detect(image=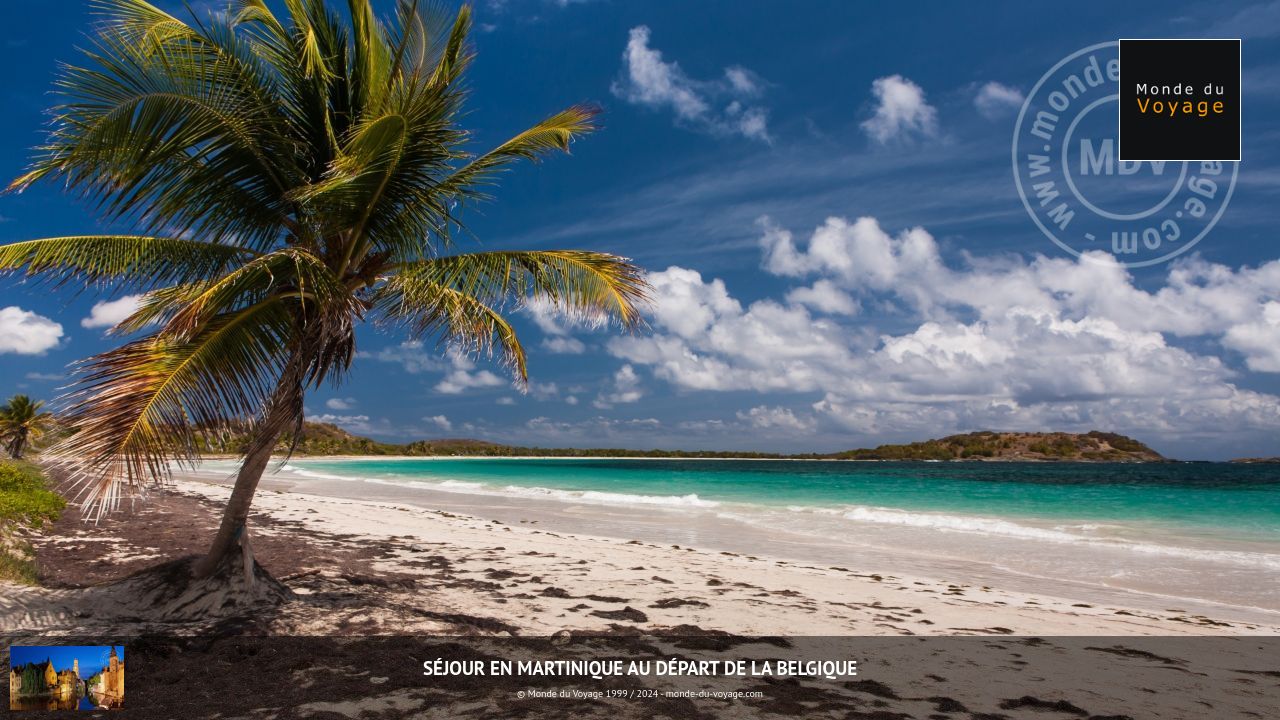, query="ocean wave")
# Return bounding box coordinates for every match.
[783,504,1280,570]
[274,464,718,508]
[497,484,718,508]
